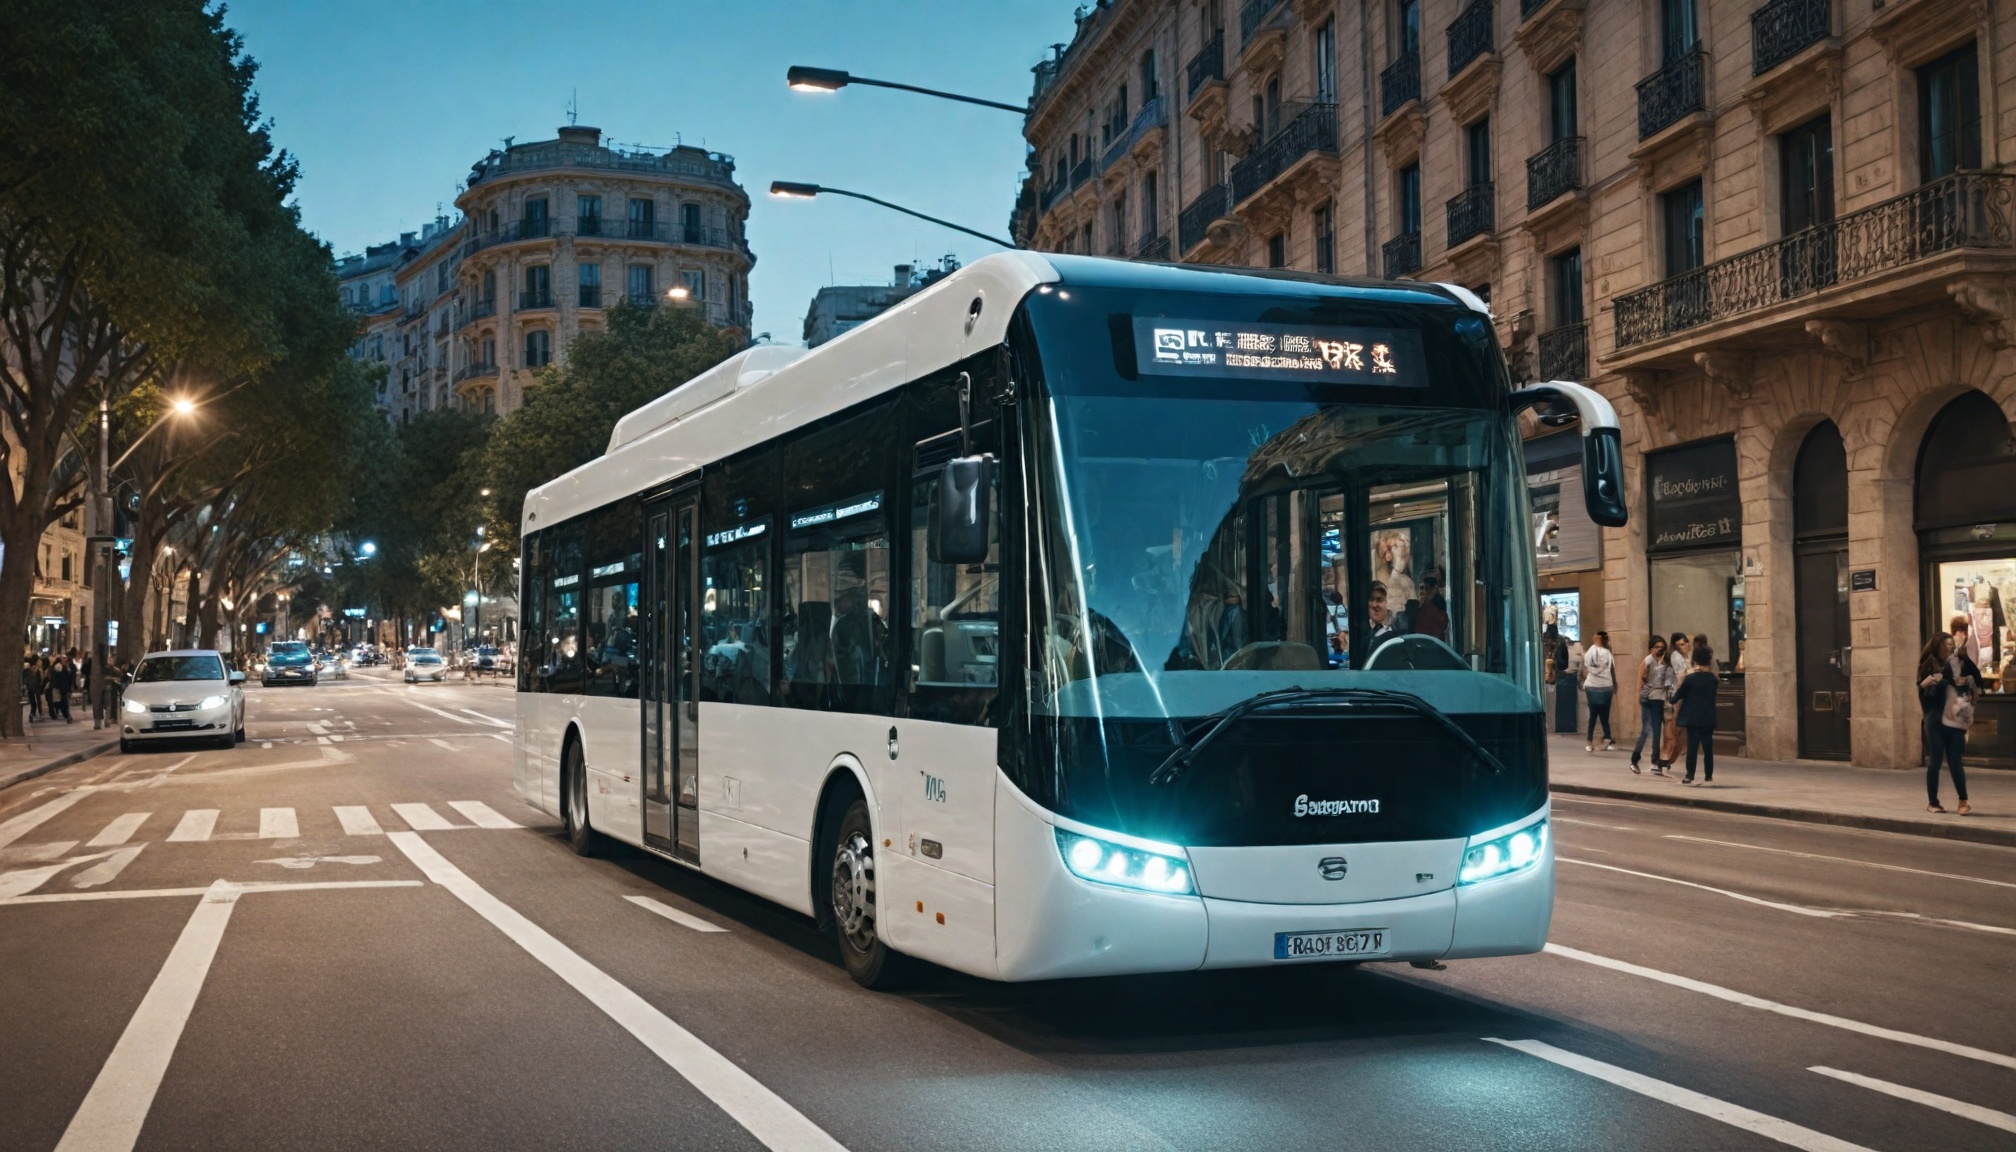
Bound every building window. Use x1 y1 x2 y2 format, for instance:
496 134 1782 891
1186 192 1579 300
1779 113 1834 235
684 268 706 299
483 388 496 416
1918 43 1981 181
628 264 654 304
481 270 496 302
1264 75 1282 137
1267 231 1287 268
1316 19 1338 103
523 264 551 308
523 197 549 236
437 263 450 293
1398 164 1422 234
1661 180 1705 276
629 197 656 239
1549 59 1577 141
1550 248 1584 326
1660 0 1699 64
1081 221 1094 252
1314 201 1335 274
1466 117 1491 188
1111 193 1128 253
578 193 602 235
524 329 551 368
1141 170 1159 240
1397 0 1420 54
578 261 602 307
1139 48 1158 102
683 202 703 243
482 337 495 365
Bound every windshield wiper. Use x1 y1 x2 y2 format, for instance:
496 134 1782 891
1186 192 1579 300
1148 686 1506 786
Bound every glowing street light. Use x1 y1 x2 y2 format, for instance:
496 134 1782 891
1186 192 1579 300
784 65 1025 113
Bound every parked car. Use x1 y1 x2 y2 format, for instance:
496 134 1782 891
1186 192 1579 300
120 649 246 752
262 640 317 687
404 647 447 683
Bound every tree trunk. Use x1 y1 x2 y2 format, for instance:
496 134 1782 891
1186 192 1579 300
0 507 42 738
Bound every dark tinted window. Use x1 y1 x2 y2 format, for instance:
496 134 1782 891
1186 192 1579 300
542 521 585 693
585 498 642 698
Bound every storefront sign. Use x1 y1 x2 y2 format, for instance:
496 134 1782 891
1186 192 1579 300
1646 438 1741 553
1525 432 1601 573
1850 569 1877 592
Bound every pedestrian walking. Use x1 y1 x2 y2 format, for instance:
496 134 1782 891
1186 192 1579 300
48 656 75 723
1671 644 1719 784
1582 631 1616 751
1630 636 1673 773
23 655 43 722
1918 632 1976 815
1660 633 1690 767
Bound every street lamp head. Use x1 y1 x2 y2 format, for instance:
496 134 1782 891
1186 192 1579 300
769 181 821 200
667 286 690 300
786 66 850 92
359 540 377 556
169 397 196 416
479 488 491 497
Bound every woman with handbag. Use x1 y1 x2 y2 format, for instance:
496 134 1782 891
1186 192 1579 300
1919 631 1977 814
1630 636 1673 774
1582 631 1615 751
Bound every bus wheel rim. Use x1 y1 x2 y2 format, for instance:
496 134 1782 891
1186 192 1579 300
832 832 874 948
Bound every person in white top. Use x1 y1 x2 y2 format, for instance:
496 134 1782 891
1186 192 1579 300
1581 631 1616 751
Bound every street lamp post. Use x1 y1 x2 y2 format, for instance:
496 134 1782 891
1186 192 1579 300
90 395 196 728
785 66 1026 114
768 182 1015 249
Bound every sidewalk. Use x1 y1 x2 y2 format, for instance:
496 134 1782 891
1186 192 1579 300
1548 734 2016 848
0 707 120 791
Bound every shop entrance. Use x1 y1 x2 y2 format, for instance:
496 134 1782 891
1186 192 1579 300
1793 422 1850 759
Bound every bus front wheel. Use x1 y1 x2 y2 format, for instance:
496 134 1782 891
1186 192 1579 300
564 740 605 857
828 798 911 989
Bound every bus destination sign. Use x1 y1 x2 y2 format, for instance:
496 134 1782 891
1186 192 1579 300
1133 318 1426 385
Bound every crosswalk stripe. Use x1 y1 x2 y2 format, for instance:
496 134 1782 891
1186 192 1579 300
87 813 152 848
1810 1067 2016 1133
166 810 218 843
1486 1039 1872 1151
73 845 145 889
427 738 458 752
0 790 93 850
625 895 729 933
259 808 299 839
391 803 456 831
333 806 383 836
447 801 520 830
491 733 512 743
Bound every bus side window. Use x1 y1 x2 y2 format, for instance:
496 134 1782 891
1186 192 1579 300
700 532 770 706
584 497 642 700
781 500 891 713
519 532 547 692
544 523 585 694
909 453 1000 725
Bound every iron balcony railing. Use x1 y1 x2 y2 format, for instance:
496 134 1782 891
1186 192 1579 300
1637 47 1706 139
453 362 499 383
519 289 554 310
1381 52 1421 118
467 141 736 190
1136 234 1171 262
575 215 608 236
1446 182 1495 247
1070 155 1093 188
1039 181 1066 213
1447 0 1494 78
1527 136 1583 209
456 299 496 330
466 218 742 253
1186 33 1225 98
1180 182 1232 252
1752 0 1829 76
1520 0 1548 17
1102 96 1166 173
1231 102 1338 204
579 286 602 308
1383 231 1423 278
1240 0 1288 44
1537 322 1588 380
1614 172 2016 348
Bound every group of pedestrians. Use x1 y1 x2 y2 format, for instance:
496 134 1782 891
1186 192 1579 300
21 650 85 723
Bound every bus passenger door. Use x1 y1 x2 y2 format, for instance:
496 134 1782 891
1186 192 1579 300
642 492 702 863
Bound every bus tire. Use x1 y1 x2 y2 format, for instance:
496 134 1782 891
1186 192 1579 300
827 797 911 989
563 738 606 857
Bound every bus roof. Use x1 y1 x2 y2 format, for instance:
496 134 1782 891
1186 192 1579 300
521 252 1480 533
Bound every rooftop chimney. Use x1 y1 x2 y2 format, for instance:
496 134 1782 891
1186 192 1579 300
557 125 602 146
400 231 416 246
894 264 914 286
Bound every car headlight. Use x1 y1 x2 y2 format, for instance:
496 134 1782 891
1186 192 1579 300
1459 819 1548 885
197 695 228 710
1055 828 1195 895
123 698 147 714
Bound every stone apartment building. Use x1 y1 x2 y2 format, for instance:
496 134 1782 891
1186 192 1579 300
1015 0 2016 770
339 125 756 424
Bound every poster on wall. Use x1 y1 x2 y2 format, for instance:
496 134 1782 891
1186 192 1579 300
1646 437 1741 553
1540 591 1581 642
1525 432 1601 573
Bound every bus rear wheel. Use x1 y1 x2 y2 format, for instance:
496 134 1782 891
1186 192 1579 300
828 798 910 989
563 740 605 857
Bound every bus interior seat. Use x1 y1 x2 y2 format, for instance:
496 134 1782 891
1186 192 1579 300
1223 641 1324 671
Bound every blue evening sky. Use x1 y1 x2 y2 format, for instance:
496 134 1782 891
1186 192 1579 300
224 1 1080 344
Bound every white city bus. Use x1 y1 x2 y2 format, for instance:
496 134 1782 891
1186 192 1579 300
515 253 1626 987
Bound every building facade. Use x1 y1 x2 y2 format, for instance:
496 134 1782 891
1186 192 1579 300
339 125 756 423
1015 0 2016 769
801 257 961 347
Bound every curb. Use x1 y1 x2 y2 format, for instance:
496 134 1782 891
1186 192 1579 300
1551 782 2016 849
0 739 120 793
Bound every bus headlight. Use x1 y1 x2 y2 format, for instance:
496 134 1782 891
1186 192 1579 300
1459 820 1547 885
1055 829 1194 895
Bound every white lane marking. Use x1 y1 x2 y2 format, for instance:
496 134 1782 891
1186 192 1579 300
1545 943 2016 1071
1558 856 1843 918
254 855 381 870
87 813 152 848
3 886 212 905
1485 1039 1872 1152
392 803 457 831
625 895 729 933
448 801 520 830
384 693 479 725
0 855 107 900
427 738 459 752
333 806 383 836
259 808 299 839
259 742 272 750
458 708 512 728
315 736 331 746
53 881 241 1152
1848 909 2016 937
0 789 93 849
1554 816 1636 831
491 733 512 744
166 810 218 843
1809 1067 2016 1134
328 735 344 743
73 846 145 889
1663 835 2016 891
2 841 78 862
386 832 844 1151
307 721 328 735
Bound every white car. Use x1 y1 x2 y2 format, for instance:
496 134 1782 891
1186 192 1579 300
404 648 447 683
120 649 246 752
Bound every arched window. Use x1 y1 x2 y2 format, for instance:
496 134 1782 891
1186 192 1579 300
524 329 551 368
1793 421 1847 541
1917 391 2016 530
1915 391 2016 740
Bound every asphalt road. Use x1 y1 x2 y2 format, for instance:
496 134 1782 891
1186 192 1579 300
2 667 2011 1151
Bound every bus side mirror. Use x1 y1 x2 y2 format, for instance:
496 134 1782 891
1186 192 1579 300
1510 380 1628 528
932 456 992 565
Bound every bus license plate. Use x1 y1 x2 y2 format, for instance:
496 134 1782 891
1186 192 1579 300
1274 928 1389 961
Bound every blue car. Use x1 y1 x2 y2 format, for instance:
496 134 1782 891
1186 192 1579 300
262 640 318 687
